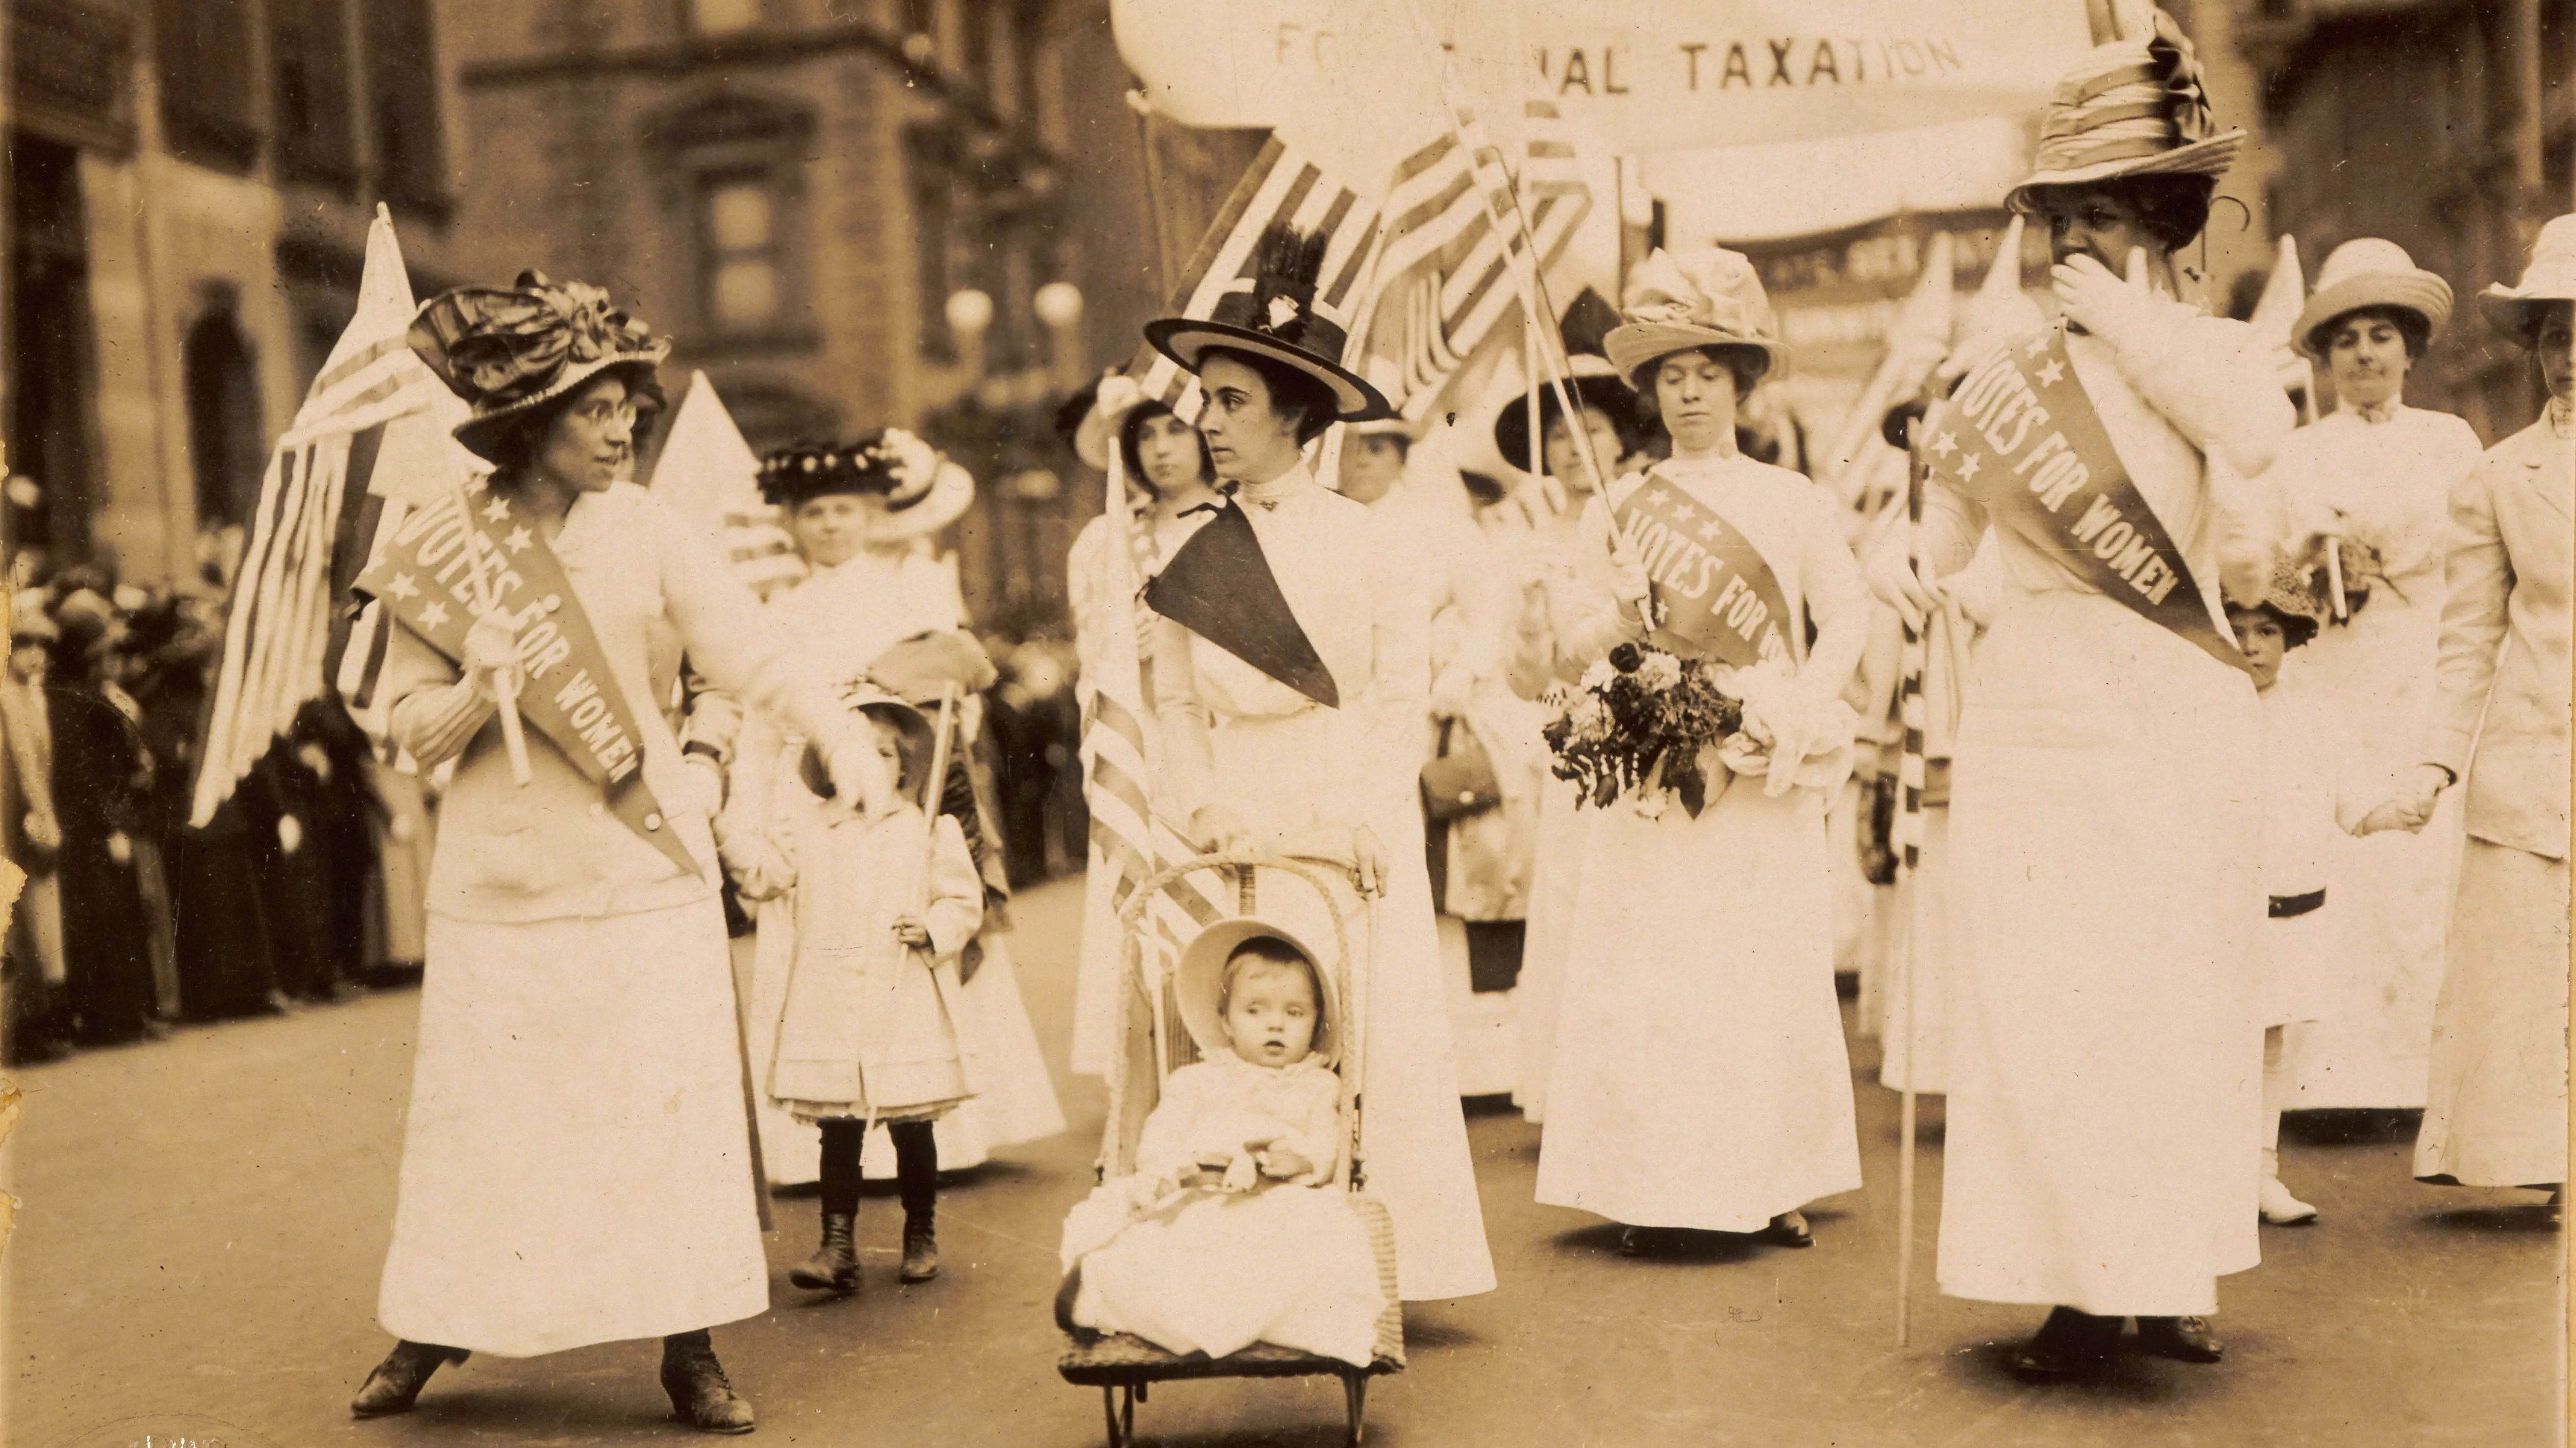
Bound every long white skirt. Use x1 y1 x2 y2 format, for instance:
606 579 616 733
742 909 1064 1185
1207 708 1495 1301
2414 840 2570 1188
1937 594 2263 1318
1537 778 1863 1232
1512 777 1587 1123
379 901 768 1357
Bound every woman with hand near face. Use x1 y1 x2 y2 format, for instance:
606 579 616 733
2259 240 2485 1113
1136 225 1495 1303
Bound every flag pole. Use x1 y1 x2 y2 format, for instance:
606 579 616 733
1391 0 1609 491
448 475 534 785
1893 418 1935 1350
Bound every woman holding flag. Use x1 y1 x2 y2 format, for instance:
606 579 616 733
1526 249 1868 1252
1868 12 2294 1378
1138 223 1495 1303
351 273 891 1433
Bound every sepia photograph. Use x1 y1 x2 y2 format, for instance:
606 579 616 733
0 0 2568 1444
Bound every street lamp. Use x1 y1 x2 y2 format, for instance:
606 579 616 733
945 286 993 385
1034 281 1084 389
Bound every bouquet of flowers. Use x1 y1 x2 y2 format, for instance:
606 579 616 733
1542 642 1743 818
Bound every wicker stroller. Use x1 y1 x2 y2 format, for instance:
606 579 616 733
1057 849 1405 1447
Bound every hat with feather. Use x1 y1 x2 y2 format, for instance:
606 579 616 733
1143 223 1394 423
410 271 671 463
2005 8 2243 214
758 429 974 542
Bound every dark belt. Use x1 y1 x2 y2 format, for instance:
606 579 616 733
2269 888 2326 920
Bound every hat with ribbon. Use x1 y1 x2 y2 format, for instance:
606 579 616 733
2005 9 2243 213
2479 213 2576 341
758 429 974 542
1144 223 1394 423
1491 354 1641 475
409 271 671 463
2294 238 2455 358
1174 917 1342 1067
1604 247 1789 387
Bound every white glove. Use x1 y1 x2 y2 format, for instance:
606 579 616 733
460 610 521 703
1606 536 1652 626
2052 249 2167 353
678 755 726 819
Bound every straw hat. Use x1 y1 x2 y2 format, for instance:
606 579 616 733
1604 247 1788 386
2004 9 2243 214
2479 213 2576 341
1174 917 1341 1066
410 272 671 463
1490 354 1639 474
2293 239 2455 358
1145 223 1394 423
758 430 974 542
2237 550 2331 650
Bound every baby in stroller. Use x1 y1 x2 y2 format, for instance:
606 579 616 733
1057 922 1387 1367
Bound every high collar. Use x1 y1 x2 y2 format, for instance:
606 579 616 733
2341 396 2405 426
2550 396 2574 441
1231 460 1317 512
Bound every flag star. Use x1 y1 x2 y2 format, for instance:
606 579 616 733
2035 357 2067 387
384 572 420 600
1957 452 1984 481
1669 500 1697 523
418 599 450 630
1697 519 1724 541
503 525 534 554
482 497 511 524
1928 430 1959 458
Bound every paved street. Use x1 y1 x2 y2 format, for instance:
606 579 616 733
7 875 2562 1447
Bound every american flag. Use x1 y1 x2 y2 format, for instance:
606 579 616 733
647 371 806 599
191 209 463 826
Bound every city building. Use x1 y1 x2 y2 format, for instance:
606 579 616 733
5 0 473 585
446 0 1242 635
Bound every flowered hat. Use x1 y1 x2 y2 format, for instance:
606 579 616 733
2478 213 2576 341
2295 239 2455 358
409 271 671 463
1603 247 1788 387
1144 223 1394 423
758 429 974 542
1174 917 1341 1066
1491 354 1640 475
2236 548 2335 649
2005 9 2243 214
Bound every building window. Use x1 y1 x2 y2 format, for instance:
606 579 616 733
272 0 358 189
184 299 268 529
701 175 785 332
365 0 448 212
908 138 960 363
687 0 764 34
156 0 260 172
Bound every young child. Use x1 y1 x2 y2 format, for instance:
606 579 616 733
1056 925 1387 1367
721 685 985 1291
2230 563 2410 1225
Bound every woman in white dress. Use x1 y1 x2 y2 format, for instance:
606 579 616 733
2268 239 2485 1109
1870 19 2292 1376
1138 223 1495 1301
1495 354 1643 1123
357 275 890 1431
1066 377 1220 1078
721 438 1063 1198
1530 249 1868 1252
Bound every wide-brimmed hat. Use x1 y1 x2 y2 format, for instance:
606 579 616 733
1144 224 1394 423
1174 916 1341 1066
1604 247 1788 386
759 430 973 541
2005 10 2243 214
800 681 936 799
410 272 671 463
1491 354 1639 473
2479 214 2576 341
2294 239 2454 358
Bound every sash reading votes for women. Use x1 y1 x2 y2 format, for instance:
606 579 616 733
353 478 701 876
1920 326 2248 674
1610 472 1795 670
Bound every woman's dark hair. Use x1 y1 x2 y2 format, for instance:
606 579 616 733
1200 345 1339 446
1632 345 1768 422
482 365 666 476
2025 174 2219 252
1118 399 1215 492
2309 303 2433 361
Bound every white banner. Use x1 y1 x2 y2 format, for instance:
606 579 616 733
1114 0 2099 159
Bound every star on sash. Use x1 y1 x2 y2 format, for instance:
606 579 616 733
384 572 420 600
419 599 450 630
2025 334 2054 359
2036 357 2067 387
1698 520 1724 542
1929 430 1959 458
1670 500 1697 523
504 526 534 554
1957 452 1984 481
482 497 512 524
